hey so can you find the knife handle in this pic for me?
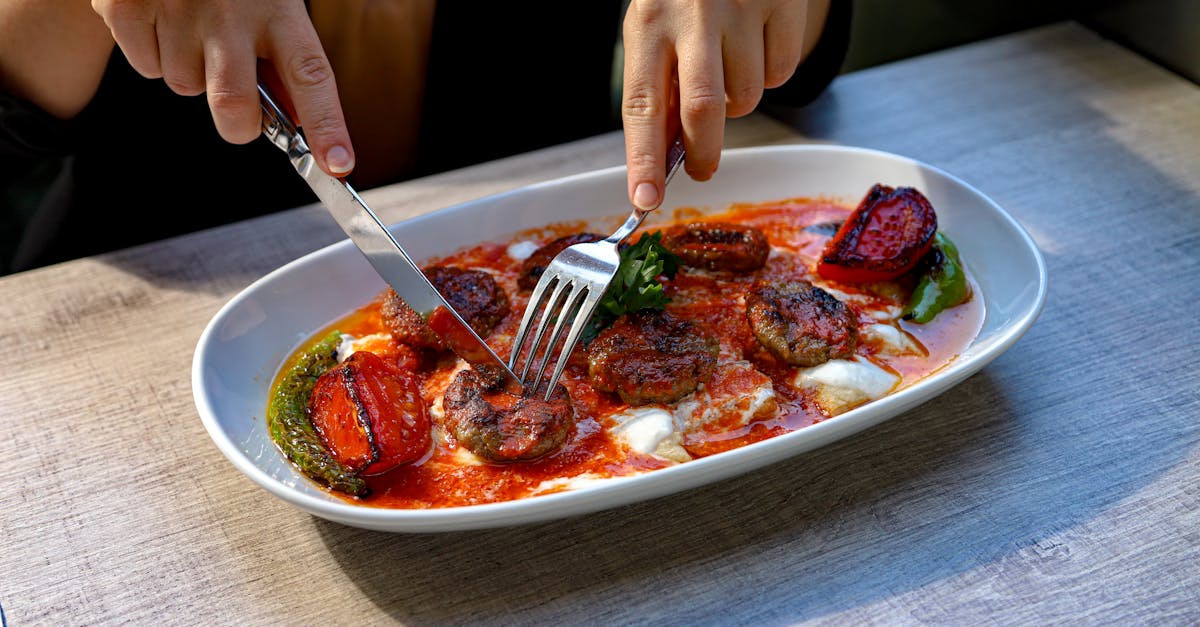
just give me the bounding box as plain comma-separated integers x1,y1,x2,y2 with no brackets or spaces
258,83,306,158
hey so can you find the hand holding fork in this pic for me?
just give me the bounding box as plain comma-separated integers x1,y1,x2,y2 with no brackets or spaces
509,135,687,400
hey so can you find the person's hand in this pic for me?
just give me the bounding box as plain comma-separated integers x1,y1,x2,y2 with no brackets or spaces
621,0,830,210
90,0,354,176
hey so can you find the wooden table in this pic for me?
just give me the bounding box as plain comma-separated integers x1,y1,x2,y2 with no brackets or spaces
2,22,1197,624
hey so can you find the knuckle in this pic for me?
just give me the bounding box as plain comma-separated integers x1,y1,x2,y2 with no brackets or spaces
95,0,155,33
214,117,260,144
765,59,799,88
685,161,717,181
163,75,204,96
622,92,667,120
94,0,137,20
626,148,659,171
288,52,334,88
207,87,255,113
302,113,343,140
624,0,669,27
726,84,762,117
203,7,235,32
681,91,724,120
688,153,718,170
135,64,164,80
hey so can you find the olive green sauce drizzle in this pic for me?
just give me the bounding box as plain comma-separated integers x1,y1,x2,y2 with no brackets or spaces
266,330,369,497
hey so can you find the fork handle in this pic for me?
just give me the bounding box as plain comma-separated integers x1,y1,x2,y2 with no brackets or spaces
606,134,687,245
663,133,687,186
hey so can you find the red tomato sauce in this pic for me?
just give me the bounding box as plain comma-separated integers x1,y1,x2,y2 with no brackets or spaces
271,197,984,508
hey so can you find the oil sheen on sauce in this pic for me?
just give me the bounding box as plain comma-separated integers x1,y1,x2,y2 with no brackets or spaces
271,198,985,508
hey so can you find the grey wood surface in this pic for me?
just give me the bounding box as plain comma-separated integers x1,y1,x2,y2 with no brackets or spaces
2,22,1197,625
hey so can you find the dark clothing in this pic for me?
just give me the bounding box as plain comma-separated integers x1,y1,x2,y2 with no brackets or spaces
0,0,851,273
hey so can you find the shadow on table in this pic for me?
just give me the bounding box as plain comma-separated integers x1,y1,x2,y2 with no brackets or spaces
90,205,345,298
310,352,1192,623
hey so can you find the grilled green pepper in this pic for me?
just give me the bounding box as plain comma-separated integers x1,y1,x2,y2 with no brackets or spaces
267,330,368,496
903,231,969,324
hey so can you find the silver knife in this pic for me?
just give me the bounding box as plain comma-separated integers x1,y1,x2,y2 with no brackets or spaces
257,83,520,388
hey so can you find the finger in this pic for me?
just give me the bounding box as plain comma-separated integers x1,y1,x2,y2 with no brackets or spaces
93,0,162,78
723,12,766,118
156,13,205,96
267,16,354,176
621,13,674,211
763,1,807,88
204,33,260,144
676,27,724,182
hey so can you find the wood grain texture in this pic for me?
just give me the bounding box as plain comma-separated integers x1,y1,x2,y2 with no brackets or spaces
1,22,1198,624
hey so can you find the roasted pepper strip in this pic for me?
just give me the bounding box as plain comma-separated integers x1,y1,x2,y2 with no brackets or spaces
817,184,938,284
267,330,369,496
903,231,970,323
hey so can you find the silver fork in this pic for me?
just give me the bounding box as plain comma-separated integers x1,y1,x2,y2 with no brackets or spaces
510,135,687,400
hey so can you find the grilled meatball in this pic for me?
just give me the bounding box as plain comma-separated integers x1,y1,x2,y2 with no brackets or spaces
588,309,719,405
517,233,606,291
662,222,769,272
382,266,509,350
443,366,574,462
745,280,858,367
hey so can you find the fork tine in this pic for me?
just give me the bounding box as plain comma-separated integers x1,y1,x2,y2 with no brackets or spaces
509,273,558,373
520,277,571,379
513,271,573,379
540,289,603,401
527,282,589,394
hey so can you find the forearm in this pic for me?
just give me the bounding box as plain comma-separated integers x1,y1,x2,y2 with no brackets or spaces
0,0,114,119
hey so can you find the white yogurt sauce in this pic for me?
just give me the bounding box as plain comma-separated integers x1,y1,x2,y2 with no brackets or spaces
610,407,690,463
795,356,900,415
335,332,393,362
506,240,540,261
861,323,925,356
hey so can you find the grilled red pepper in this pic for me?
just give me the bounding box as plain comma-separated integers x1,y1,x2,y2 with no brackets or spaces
817,184,938,284
308,351,431,476
267,330,367,496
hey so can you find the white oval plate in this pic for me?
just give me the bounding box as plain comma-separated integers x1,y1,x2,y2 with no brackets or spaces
192,145,1047,533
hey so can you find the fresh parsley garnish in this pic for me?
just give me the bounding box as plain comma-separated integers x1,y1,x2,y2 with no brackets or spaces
582,231,681,343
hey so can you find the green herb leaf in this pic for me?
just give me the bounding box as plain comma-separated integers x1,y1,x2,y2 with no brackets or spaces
582,231,680,342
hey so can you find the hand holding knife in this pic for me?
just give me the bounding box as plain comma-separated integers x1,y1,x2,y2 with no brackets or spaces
257,83,521,389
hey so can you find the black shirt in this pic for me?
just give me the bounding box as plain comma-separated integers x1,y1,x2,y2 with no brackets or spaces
0,0,850,272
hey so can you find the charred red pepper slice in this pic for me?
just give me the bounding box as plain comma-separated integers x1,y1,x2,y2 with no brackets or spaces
267,330,367,496
817,184,938,284
308,351,431,476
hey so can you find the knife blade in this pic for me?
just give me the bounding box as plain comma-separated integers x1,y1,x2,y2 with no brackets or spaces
257,84,520,388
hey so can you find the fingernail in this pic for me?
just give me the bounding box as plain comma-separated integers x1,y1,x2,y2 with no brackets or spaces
633,182,659,210
326,146,354,175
